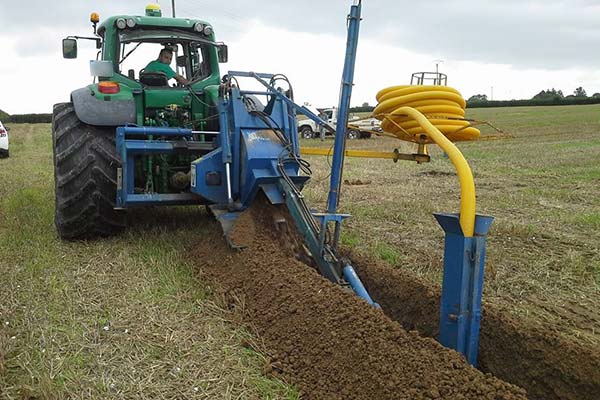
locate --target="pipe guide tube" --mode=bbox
[435,213,494,366]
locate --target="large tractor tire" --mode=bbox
[52,103,125,240]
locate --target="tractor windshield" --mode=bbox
[117,29,213,85]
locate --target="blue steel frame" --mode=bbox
[116,126,209,208]
[190,72,307,209]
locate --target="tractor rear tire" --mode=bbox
[52,103,125,240]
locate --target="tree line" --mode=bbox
[0,109,52,124]
[466,87,600,108]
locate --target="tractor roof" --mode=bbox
[98,15,212,34]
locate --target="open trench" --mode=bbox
[349,255,600,400]
[191,198,599,399]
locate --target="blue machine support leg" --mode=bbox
[434,213,494,366]
[327,1,362,215]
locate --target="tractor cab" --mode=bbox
[61,4,228,128]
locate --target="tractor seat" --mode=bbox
[139,71,169,86]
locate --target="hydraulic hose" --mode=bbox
[373,85,477,236]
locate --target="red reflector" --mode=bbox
[98,81,120,94]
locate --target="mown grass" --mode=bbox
[0,125,299,399]
[301,104,600,345]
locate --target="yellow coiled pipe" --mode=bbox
[373,85,480,143]
[373,85,477,236]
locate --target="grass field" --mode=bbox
[302,104,600,345]
[0,125,299,399]
[0,104,598,397]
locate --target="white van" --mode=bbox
[0,120,8,158]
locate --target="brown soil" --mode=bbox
[192,198,527,400]
[349,253,600,400]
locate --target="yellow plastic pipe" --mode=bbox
[382,107,476,236]
[376,85,462,102]
[373,85,479,144]
[374,91,467,116]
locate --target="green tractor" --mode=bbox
[53,4,228,239]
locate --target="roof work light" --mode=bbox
[145,3,162,17]
[90,12,100,34]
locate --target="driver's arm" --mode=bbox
[174,74,189,85]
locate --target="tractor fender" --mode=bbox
[71,87,136,126]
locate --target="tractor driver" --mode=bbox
[144,48,189,85]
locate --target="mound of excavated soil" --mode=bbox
[348,253,600,400]
[192,199,527,399]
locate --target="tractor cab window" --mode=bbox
[118,42,186,85]
[188,43,211,82]
[117,36,212,86]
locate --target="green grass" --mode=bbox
[301,104,600,345]
[0,125,299,399]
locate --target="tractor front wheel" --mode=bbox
[52,103,125,240]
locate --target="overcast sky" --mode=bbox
[2,0,600,114]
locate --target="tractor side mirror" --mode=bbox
[217,44,228,63]
[62,38,78,59]
[176,55,186,68]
